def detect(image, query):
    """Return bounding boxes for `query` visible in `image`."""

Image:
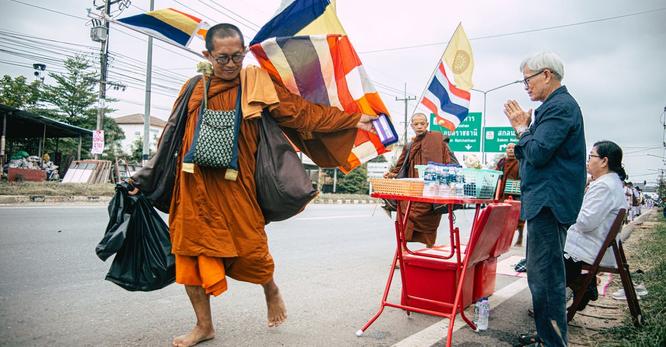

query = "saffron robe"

[170,71,361,295]
[389,131,451,247]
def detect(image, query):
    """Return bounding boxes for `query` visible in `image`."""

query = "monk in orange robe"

[384,113,452,247]
[132,24,376,347]
[496,143,526,245]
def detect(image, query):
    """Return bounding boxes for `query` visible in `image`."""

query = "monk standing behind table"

[384,113,453,248]
[495,143,526,246]
[129,24,377,347]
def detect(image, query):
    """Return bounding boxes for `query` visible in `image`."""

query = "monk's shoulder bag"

[190,78,242,170]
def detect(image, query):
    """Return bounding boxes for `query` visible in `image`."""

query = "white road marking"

[392,277,529,347]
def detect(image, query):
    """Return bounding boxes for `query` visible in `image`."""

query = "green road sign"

[429,112,481,152]
[484,127,519,152]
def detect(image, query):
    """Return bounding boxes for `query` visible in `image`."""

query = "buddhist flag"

[249,0,398,172]
[117,8,209,48]
[419,23,474,132]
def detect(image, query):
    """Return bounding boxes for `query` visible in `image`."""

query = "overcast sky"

[1,0,665,183]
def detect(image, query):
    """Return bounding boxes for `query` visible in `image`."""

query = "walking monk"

[384,113,453,247]
[130,24,376,347]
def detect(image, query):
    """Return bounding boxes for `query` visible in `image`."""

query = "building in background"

[112,114,166,156]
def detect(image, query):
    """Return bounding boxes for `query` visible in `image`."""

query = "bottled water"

[422,164,439,197]
[476,297,489,331]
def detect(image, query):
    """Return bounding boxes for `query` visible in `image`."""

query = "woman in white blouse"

[563,140,628,310]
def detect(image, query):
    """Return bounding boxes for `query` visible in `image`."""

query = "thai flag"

[249,0,398,172]
[420,62,471,132]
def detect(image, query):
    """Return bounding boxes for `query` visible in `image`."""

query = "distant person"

[384,112,453,247]
[564,141,628,311]
[503,51,586,347]
[495,143,525,246]
[624,182,634,223]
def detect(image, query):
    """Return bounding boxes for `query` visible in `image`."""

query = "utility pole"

[471,79,522,165]
[395,83,415,145]
[142,0,155,164]
[95,0,111,159]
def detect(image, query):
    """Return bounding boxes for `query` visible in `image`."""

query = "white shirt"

[564,172,628,268]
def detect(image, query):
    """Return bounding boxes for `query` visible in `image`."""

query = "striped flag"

[419,24,474,132]
[117,8,209,48]
[249,0,398,172]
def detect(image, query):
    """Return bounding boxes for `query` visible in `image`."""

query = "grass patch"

[597,214,666,346]
[0,182,116,196]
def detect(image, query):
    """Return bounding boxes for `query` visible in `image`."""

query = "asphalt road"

[0,204,533,346]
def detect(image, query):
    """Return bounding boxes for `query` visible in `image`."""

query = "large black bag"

[96,183,133,261]
[255,109,317,223]
[96,183,175,291]
[132,76,201,213]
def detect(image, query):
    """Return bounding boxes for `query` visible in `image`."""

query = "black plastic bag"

[255,110,317,223]
[96,183,133,261]
[96,183,175,291]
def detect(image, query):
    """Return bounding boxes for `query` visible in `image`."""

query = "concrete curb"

[0,195,381,206]
[0,195,113,205]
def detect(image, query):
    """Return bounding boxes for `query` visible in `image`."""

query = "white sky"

[1,0,665,184]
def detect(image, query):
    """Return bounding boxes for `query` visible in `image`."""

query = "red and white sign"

[91,130,105,155]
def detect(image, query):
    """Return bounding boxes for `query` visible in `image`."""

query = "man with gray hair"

[503,52,586,346]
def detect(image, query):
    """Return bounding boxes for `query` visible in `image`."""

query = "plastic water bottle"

[422,164,438,197]
[476,297,489,331]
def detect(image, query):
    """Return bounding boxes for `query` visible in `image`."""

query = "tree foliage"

[337,165,369,194]
[0,75,41,109]
[39,55,124,159]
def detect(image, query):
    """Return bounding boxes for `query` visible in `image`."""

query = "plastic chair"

[567,208,643,326]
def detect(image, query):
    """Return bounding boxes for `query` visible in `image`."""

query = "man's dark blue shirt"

[514,86,586,224]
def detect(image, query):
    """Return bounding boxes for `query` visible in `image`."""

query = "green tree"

[129,135,156,163]
[0,75,41,109]
[40,55,124,159]
[337,165,369,194]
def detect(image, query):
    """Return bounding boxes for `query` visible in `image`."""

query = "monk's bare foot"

[263,280,287,327]
[172,325,215,347]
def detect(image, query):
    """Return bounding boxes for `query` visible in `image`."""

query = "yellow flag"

[443,23,474,91]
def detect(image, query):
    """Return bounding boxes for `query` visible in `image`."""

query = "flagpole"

[142,0,154,165]
[410,22,462,117]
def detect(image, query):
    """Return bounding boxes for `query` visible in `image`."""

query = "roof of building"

[112,113,167,128]
[0,104,92,138]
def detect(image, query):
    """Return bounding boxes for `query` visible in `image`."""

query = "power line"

[196,0,260,32]
[7,0,88,21]
[358,7,666,54]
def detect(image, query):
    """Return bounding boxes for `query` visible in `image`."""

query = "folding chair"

[400,203,511,347]
[567,208,643,326]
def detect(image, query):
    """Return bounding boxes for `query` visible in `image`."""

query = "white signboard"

[91,130,105,155]
[367,162,391,178]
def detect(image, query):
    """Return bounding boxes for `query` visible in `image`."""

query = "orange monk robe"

[170,71,361,296]
[496,157,520,201]
[389,131,451,247]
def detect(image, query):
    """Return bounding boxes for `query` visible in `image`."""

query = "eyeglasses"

[213,53,245,65]
[522,70,546,88]
[587,154,601,161]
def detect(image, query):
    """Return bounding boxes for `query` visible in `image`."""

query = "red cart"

[357,193,519,347]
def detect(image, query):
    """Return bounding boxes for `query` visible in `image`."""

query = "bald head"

[410,113,429,137]
[411,113,428,122]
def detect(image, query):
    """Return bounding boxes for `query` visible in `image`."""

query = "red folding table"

[356,193,499,343]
